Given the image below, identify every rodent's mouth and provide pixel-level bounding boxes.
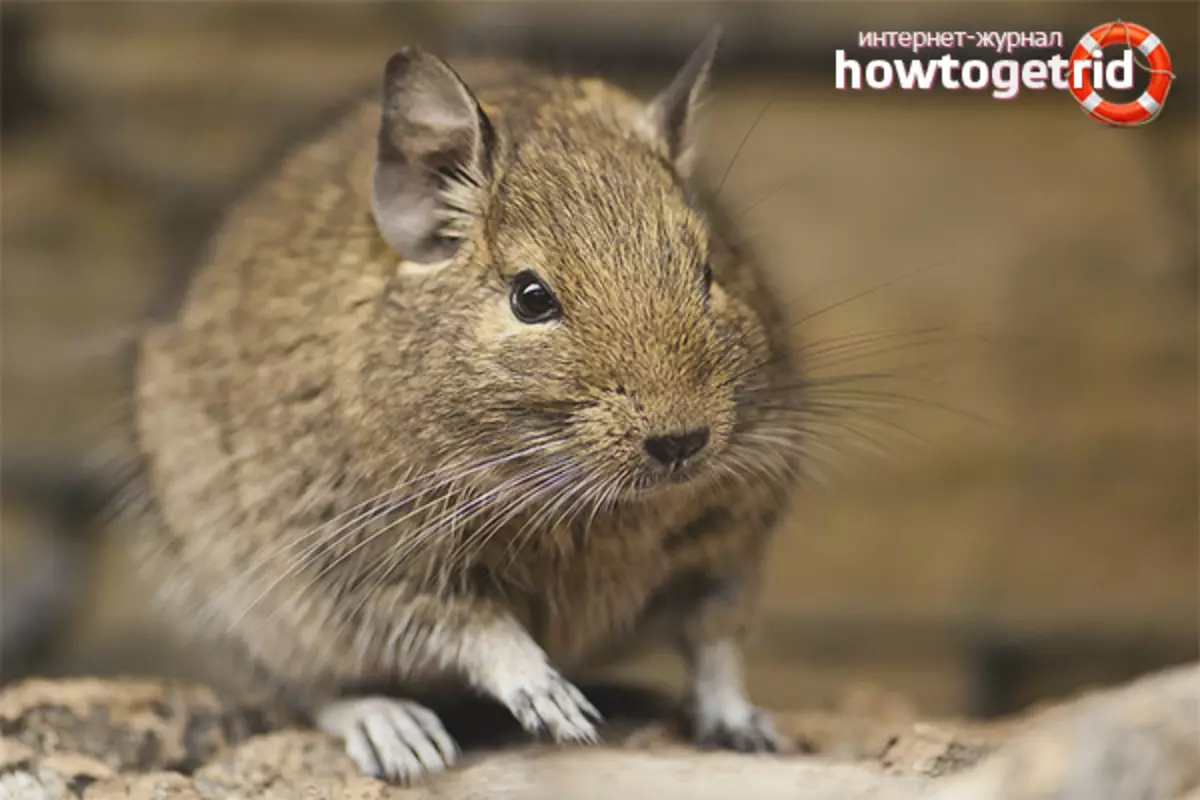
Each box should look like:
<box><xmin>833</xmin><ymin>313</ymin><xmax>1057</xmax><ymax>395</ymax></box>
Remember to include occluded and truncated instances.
<box><xmin>631</xmin><ymin>459</ymin><xmax>709</xmax><ymax>495</ymax></box>
<box><xmin>663</xmin><ymin>463</ymin><xmax>704</xmax><ymax>484</ymax></box>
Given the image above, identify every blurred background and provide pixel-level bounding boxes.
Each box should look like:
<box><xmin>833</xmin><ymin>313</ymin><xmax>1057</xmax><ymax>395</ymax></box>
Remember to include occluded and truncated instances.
<box><xmin>2</xmin><ymin>1</ymin><xmax>1196</xmax><ymax>722</ymax></box>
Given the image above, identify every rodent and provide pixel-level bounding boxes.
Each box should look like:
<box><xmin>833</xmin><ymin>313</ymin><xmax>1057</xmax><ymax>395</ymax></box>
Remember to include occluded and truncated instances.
<box><xmin>130</xmin><ymin>27</ymin><xmax>805</xmax><ymax>782</ymax></box>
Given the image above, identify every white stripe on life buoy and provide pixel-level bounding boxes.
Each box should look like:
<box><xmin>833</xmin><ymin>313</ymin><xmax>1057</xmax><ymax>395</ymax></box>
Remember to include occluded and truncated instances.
<box><xmin>1079</xmin><ymin>33</ymin><xmax>1100</xmax><ymax>54</ymax></box>
<box><xmin>1137</xmin><ymin>93</ymin><xmax>1161</xmax><ymax>115</ymax></box>
<box><xmin>1081</xmin><ymin>92</ymin><xmax>1103</xmax><ymax>112</ymax></box>
<box><xmin>1138</xmin><ymin>33</ymin><xmax>1162</xmax><ymax>56</ymax></box>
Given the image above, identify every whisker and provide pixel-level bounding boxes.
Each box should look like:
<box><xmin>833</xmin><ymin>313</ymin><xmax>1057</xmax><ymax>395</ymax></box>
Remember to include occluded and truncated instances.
<box><xmin>222</xmin><ymin>439</ymin><xmax>565</xmax><ymax>632</ymax></box>
<box><xmin>496</xmin><ymin>466</ymin><xmax>585</xmax><ymax>568</ymax></box>
<box><xmin>745</xmin><ymin>403</ymin><xmax>929</xmax><ymax>447</ymax></box>
<box><xmin>442</xmin><ymin>457</ymin><xmax>578</xmax><ymax>572</ymax></box>
<box><xmin>308</xmin><ymin>455</ymin><xmax>575</xmax><ymax>666</ymax></box>
<box><xmin>743</xmin><ymin>386</ymin><xmax>1004</xmax><ymax>431</ymax></box>
<box><xmin>733</xmin><ymin>165</ymin><xmax>814</xmax><ymax>221</ymax></box>
<box><xmin>715</xmin><ymin>98</ymin><xmax>775</xmax><ymax>198</ymax></box>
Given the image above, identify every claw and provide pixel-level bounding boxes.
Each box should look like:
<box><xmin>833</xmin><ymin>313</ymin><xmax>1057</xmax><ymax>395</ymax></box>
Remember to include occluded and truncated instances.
<box><xmin>316</xmin><ymin>696</ymin><xmax>460</xmax><ymax>784</ymax></box>
<box><xmin>501</xmin><ymin>670</ymin><xmax>602</xmax><ymax>744</ymax></box>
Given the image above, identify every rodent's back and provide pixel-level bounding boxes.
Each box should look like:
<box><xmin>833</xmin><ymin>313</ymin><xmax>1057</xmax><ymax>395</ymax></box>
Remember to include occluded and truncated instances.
<box><xmin>135</xmin><ymin>99</ymin><xmax>405</xmax><ymax>685</ymax></box>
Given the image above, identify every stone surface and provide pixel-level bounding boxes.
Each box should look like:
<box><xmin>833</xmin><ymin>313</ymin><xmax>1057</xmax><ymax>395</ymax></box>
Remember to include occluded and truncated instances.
<box><xmin>0</xmin><ymin>664</ymin><xmax>1195</xmax><ymax>799</ymax></box>
<box><xmin>933</xmin><ymin>663</ymin><xmax>1200</xmax><ymax>800</ymax></box>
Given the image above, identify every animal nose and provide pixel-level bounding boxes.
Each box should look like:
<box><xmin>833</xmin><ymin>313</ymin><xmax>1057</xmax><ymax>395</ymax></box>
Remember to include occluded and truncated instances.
<box><xmin>644</xmin><ymin>428</ymin><xmax>710</xmax><ymax>469</ymax></box>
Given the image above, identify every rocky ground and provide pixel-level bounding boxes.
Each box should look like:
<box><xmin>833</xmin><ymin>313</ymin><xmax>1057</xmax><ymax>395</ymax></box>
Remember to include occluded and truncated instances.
<box><xmin>3</xmin><ymin>3</ymin><xmax>1196</xmax><ymax>723</ymax></box>
<box><xmin>1</xmin><ymin>663</ymin><xmax>1196</xmax><ymax>799</ymax></box>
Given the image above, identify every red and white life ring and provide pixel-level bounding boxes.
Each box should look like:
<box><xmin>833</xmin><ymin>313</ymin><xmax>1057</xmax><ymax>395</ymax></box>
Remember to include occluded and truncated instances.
<box><xmin>1068</xmin><ymin>21</ymin><xmax>1173</xmax><ymax>126</ymax></box>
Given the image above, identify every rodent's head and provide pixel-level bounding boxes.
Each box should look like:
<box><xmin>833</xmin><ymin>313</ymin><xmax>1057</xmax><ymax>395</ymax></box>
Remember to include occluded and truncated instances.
<box><xmin>366</xmin><ymin>30</ymin><xmax>791</xmax><ymax>503</ymax></box>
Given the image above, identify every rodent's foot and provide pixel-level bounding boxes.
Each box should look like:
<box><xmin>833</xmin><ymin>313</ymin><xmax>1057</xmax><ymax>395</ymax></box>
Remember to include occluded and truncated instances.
<box><xmin>503</xmin><ymin>670</ymin><xmax>603</xmax><ymax>745</ymax></box>
<box><xmin>315</xmin><ymin>696</ymin><xmax>458</xmax><ymax>784</ymax></box>
<box><xmin>690</xmin><ymin>703</ymin><xmax>784</xmax><ymax>754</ymax></box>
<box><xmin>460</xmin><ymin>621</ymin><xmax>601</xmax><ymax>744</ymax></box>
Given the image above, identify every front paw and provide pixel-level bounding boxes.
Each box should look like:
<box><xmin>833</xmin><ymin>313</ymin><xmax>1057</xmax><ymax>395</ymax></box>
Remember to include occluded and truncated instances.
<box><xmin>499</xmin><ymin>668</ymin><xmax>603</xmax><ymax>744</ymax></box>
<box><xmin>316</xmin><ymin>696</ymin><xmax>458</xmax><ymax>784</ymax></box>
<box><xmin>688</xmin><ymin>699</ymin><xmax>785</xmax><ymax>754</ymax></box>
<box><xmin>460</xmin><ymin>620</ymin><xmax>603</xmax><ymax>745</ymax></box>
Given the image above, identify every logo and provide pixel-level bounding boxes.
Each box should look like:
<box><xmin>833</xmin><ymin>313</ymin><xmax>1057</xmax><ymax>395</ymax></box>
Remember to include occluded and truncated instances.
<box><xmin>837</xmin><ymin>21</ymin><xmax>1176</xmax><ymax>126</ymax></box>
<box><xmin>1068</xmin><ymin>21</ymin><xmax>1174</xmax><ymax>126</ymax></box>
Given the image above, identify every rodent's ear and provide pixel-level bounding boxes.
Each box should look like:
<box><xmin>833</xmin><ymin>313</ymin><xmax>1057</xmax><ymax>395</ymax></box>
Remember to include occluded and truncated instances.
<box><xmin>640</xmin><ymin>26</ymin><xmax>721</xmax><ymax>181</ymax></box>
<box><xmin>373</xmin><ymin>47</ymin><xmax>494</xmax><ymax>264</ymax></box>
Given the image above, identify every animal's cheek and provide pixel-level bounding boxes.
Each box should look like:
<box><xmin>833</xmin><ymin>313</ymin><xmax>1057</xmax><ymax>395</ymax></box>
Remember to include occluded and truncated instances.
<box><xmin>707</xmin><ymin>281</ymin><xmax>731</xmax><ymax>313</ymax></box>
<box><xmin>395</xmin><ymin>254</ymin><xmax>455</xmax><ymax>278</ymax></box>
<box><xmin>703</xmin><ymin>292</ymin><xmax>744</xmax><ymax>351</ymax></box>
<box><xmin>706</xmin><ymin>285</ymin><xmax>760</xmax><ymax>345</ymax></box>
<box><xmin>569</xmin><ymin>399</ymin><xmax>645</xmax><ymax>454</ymax></box>
<box><xmin>711</xmin><ymin>288</ymin><xmax>767</xmax><ymax>346</ymax></box>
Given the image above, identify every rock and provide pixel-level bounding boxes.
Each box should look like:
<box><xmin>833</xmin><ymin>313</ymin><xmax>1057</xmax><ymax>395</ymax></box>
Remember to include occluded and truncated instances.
<box><xmin>1</xmin><ymin>736</ymin><xmax>115</xmax><ymax>800</ymax></box>
<box><xmin>83</xmin><ymin>772</ymin><xmax>203</xmax><ymax>800</ymax></box>
<box><xmin>880</xmin><ymin>722</ymin><xmax>992</xmax><ymax>778</ymax></box>
<box><xmin>933</xmin><ymin>662</ymin><xmax>1200</xmax><ymax>800</ymax></box>
<box><xmin>0</xmin><ymin>665</ymin><xmax>1195</xmax><ymax>800</ymax></box>
<box><xmin>0</xmin><ymin>678</ymin><xmax>283</xmax><ymax>781</ymax></box>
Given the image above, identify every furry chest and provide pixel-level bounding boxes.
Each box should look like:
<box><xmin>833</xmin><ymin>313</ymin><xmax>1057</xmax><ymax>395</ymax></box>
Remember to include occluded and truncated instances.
<box><xmin>484</xmin><ymin>502</ymin><xmax>757</xmax><ymax>667</ymax></box>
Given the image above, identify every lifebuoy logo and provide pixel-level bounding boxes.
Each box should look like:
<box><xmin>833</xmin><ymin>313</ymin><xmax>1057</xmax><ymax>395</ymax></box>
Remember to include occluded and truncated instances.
<box><xmin>837</xmin><ymin>20</ymin><xmax>1176</xmax><ymax>127</ymax></box>
<box><xmin>1068</xmin><ymin>22</ymin><xmax>1173</xmax><ymax>126</ymax></box>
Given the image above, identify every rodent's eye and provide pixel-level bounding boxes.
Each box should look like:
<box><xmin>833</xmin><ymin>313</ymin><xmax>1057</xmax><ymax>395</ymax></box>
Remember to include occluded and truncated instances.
<box><xmin>701</xmin><ymin>260</ymin><xmax>714</xmax><ymax>294</ymax></box>
<box><xmin>510</xmin><ymin>270</ymin><xmax>561</xmax><ymax>324</ymax></box>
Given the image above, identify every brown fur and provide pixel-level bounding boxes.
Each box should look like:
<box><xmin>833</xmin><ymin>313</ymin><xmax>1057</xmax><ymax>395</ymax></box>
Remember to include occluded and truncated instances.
<box><xmin>131</xmin><ymin>46</ymin><xmax>802</xmax><ymax>754</ymax></box>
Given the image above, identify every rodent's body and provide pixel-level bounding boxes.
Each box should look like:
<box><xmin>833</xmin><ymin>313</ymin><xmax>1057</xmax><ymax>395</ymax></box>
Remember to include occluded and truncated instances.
<box><xmin>134</xmin><ymin>38</ymin><xmax>804</xmax><ymax>782</ymax></box>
